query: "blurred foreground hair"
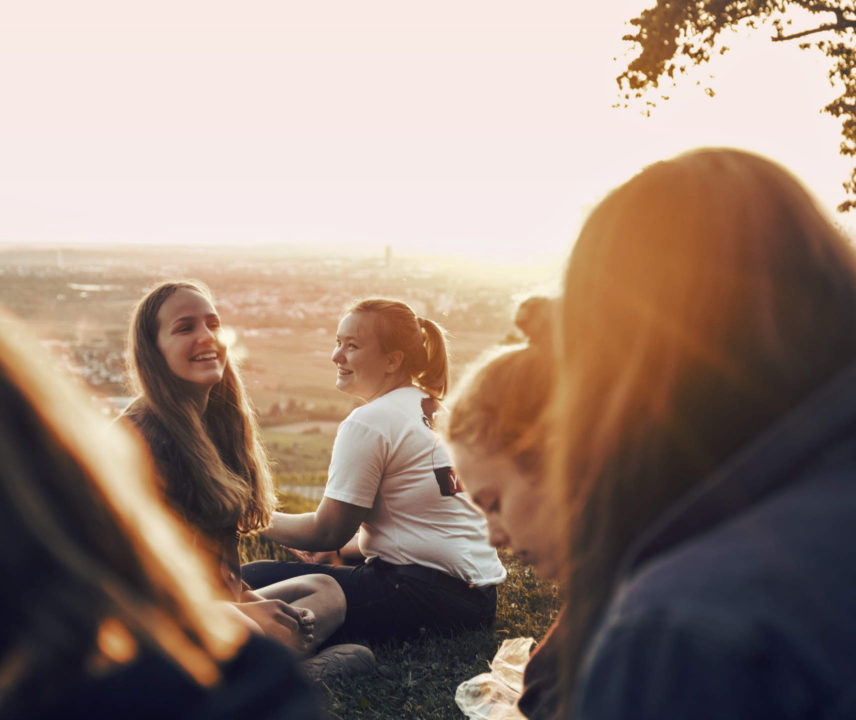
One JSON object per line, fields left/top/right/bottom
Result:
{"left": 0, "top": 311, "right": 244, "bottom": 715}
{"left": 552, "top": 148, "right": 856, "bottom": 709}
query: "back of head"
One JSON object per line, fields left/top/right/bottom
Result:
{"left": 0, "top": 311, "right": 241, "bottom": 715}
{"left": 558, "top": 147, "right": 856, "bottom": 505}
{"left": 446, "top": 295, "right": 555, "bottom": 474}
{"left": 552, "top": 147, "right": 856, "bottom": 704}
{"left": 348, "top": 297, "right": 450, "bottom": 399}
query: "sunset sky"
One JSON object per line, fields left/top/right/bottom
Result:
{"left": 0, "top": 1, "right": 850, "bottom": 265}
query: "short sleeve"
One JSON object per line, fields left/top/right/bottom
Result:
{"left": 324, "top": 419, "right": 388, "bottom": 508}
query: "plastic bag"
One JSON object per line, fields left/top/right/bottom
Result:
{"left": 455, "top": 637, "right": 535, "bottom": 720}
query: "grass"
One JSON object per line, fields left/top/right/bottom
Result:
{"left": 241, "top": 493, "right": 560, "bottom": 720}
{"left": 262, "top": 428, "right": 336, "bottom": 475}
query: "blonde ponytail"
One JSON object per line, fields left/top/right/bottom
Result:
{"left": 416, "top": 316, "right": 449, "bottom": 399}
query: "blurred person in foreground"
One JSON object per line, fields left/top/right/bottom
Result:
{"left": 444, "top": 294, "right": 562, "bottom": 720}
{"left": 553, "top": 148, "right": 856, "bottom": 718}
{"left": 0, "top": 310, "right": 323, "bottom": 719}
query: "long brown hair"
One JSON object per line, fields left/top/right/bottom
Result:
{"left": 123, "top": 280, "right": 274, "bottom": 534}
{"left": 0, "top": 311, "right": 243, "bottom": 715}
{"left": 552, "top": 148, "right": 856, "bottom": 709}
{"left": 348, "top": 297, "right": 450, "bottom": 400}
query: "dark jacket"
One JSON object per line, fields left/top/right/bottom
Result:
{"left": 518, "top": 609, "right": 562, "bottom": 720}
{"left": 24, "top": 635, "right": 323, "bottom": 720}
{"left": 574, "top": 364, "right": 856, "bottom": 719}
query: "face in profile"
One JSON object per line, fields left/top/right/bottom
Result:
{"left": 331, "top": 311, "right": 395, "bottom": 402}
{"left": 156, "top": 288, "right": 226, "bottom": 391}
{"left": 451, "top": 442, "right": 557, "bottom": 580}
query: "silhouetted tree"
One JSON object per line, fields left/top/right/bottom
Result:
{"left": 618, "top": 1, "right": 856, "bottom": 210}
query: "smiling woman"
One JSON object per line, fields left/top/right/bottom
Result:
{"left": 332, "top": 308, "right": 426, "bottom": 401}
{"left": 243, "top": 297, "right": 507, "bottom": 644}
{"left": 119, "top": 280, "right": 360, "bottom": 676}
{"left": 154, "top": 287, "right": 226, "bottom": 407}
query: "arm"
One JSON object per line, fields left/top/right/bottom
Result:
{"left": 290, "top": 532, "right": 364, "bottom": 564}
{"left": 263, "top": 496, "right": 368, "bottom": 551}
{"left": 337, "top": 533, "right": 364, "bottom": 561}
{"left": 267, "top": 418, "right": 380, "bottom": 551}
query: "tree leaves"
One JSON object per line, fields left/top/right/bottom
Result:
{"left": 618, "top": 0, "right": 856, "bottom": 211}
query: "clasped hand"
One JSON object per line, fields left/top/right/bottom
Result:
{"left": 235, "top": 598, "right": 316, "bottom": 652}
{"left": 288, "top": 547, "right": 340, "bottom": 564}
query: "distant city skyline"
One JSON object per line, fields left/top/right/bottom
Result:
{"left": 0, "top": 1, "right": 851, "bottom": 264}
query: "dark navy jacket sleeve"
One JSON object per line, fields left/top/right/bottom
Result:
{"left": 51, "top": 635, "right": 324, "bottom": 720}
{"left": 575, "top": 607, "right": 812, "bottom": 720}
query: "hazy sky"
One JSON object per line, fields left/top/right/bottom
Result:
{"left": 0, "top": 1, "right": 850, "bottom": 264}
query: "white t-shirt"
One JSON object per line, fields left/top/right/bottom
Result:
{"left": 324, "top": 386, "right": 507, "bottom": 587}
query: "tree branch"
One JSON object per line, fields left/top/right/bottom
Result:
{"left": 773, "top": 18, "right": 856, "bottom": 41}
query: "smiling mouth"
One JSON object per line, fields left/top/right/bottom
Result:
{"left": 337, "top": 369, "right": 353, "bottom": 376}
{"left": 191, "top": 352, "right": 219, "bottom": 362}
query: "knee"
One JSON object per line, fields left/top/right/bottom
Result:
{"left": 310, "top": 573, "right": 347, "bottom": 624}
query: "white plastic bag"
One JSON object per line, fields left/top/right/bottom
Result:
{"left": 455, "top": 637, "right": 535, "bottom": 720}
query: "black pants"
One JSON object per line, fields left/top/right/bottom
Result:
{"left": 242, "top": 558, "right": 497, "bottom": 645}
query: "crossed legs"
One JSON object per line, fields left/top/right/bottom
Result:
{"left": 254, "top": 574, "right": 346, "bottom": 657}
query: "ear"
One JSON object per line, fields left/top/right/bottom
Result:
{"left": 385, "top": 349, "right": 405, "bottom": 375}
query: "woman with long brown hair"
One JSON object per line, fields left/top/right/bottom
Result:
{"left": 0, "top": 310, "right": 322, "bottom": 719}
{"left": 554, "top": 148, "right": 856, "bottom": 717}
{"left": 244, "top": 297, "right": 506, "bottom": 642}
{"left": 121, "top": 280, "right": 363, "bottom": 676}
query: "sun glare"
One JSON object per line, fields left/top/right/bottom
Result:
{"left": 218, "top": 326, "right": 237, "bottom": 349}
{"left": 0, "top": 1, "right": 851, "bottom": 259}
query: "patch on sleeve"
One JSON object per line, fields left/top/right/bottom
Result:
{"left": 434, "top": 466, "right": 464, "bottom": 496}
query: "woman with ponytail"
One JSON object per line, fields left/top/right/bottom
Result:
{"left": 244, "top": 297, "right": 506, "bottom": 642}
{"left": 121, "top": 280, "right": 353, "bottom": 671}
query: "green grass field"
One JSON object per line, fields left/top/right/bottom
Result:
{"left": 263, "top": 428, "right": 336, "bottom": 476}
{"left": 241, "top": 493, "right": 559, "bottom": 720}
